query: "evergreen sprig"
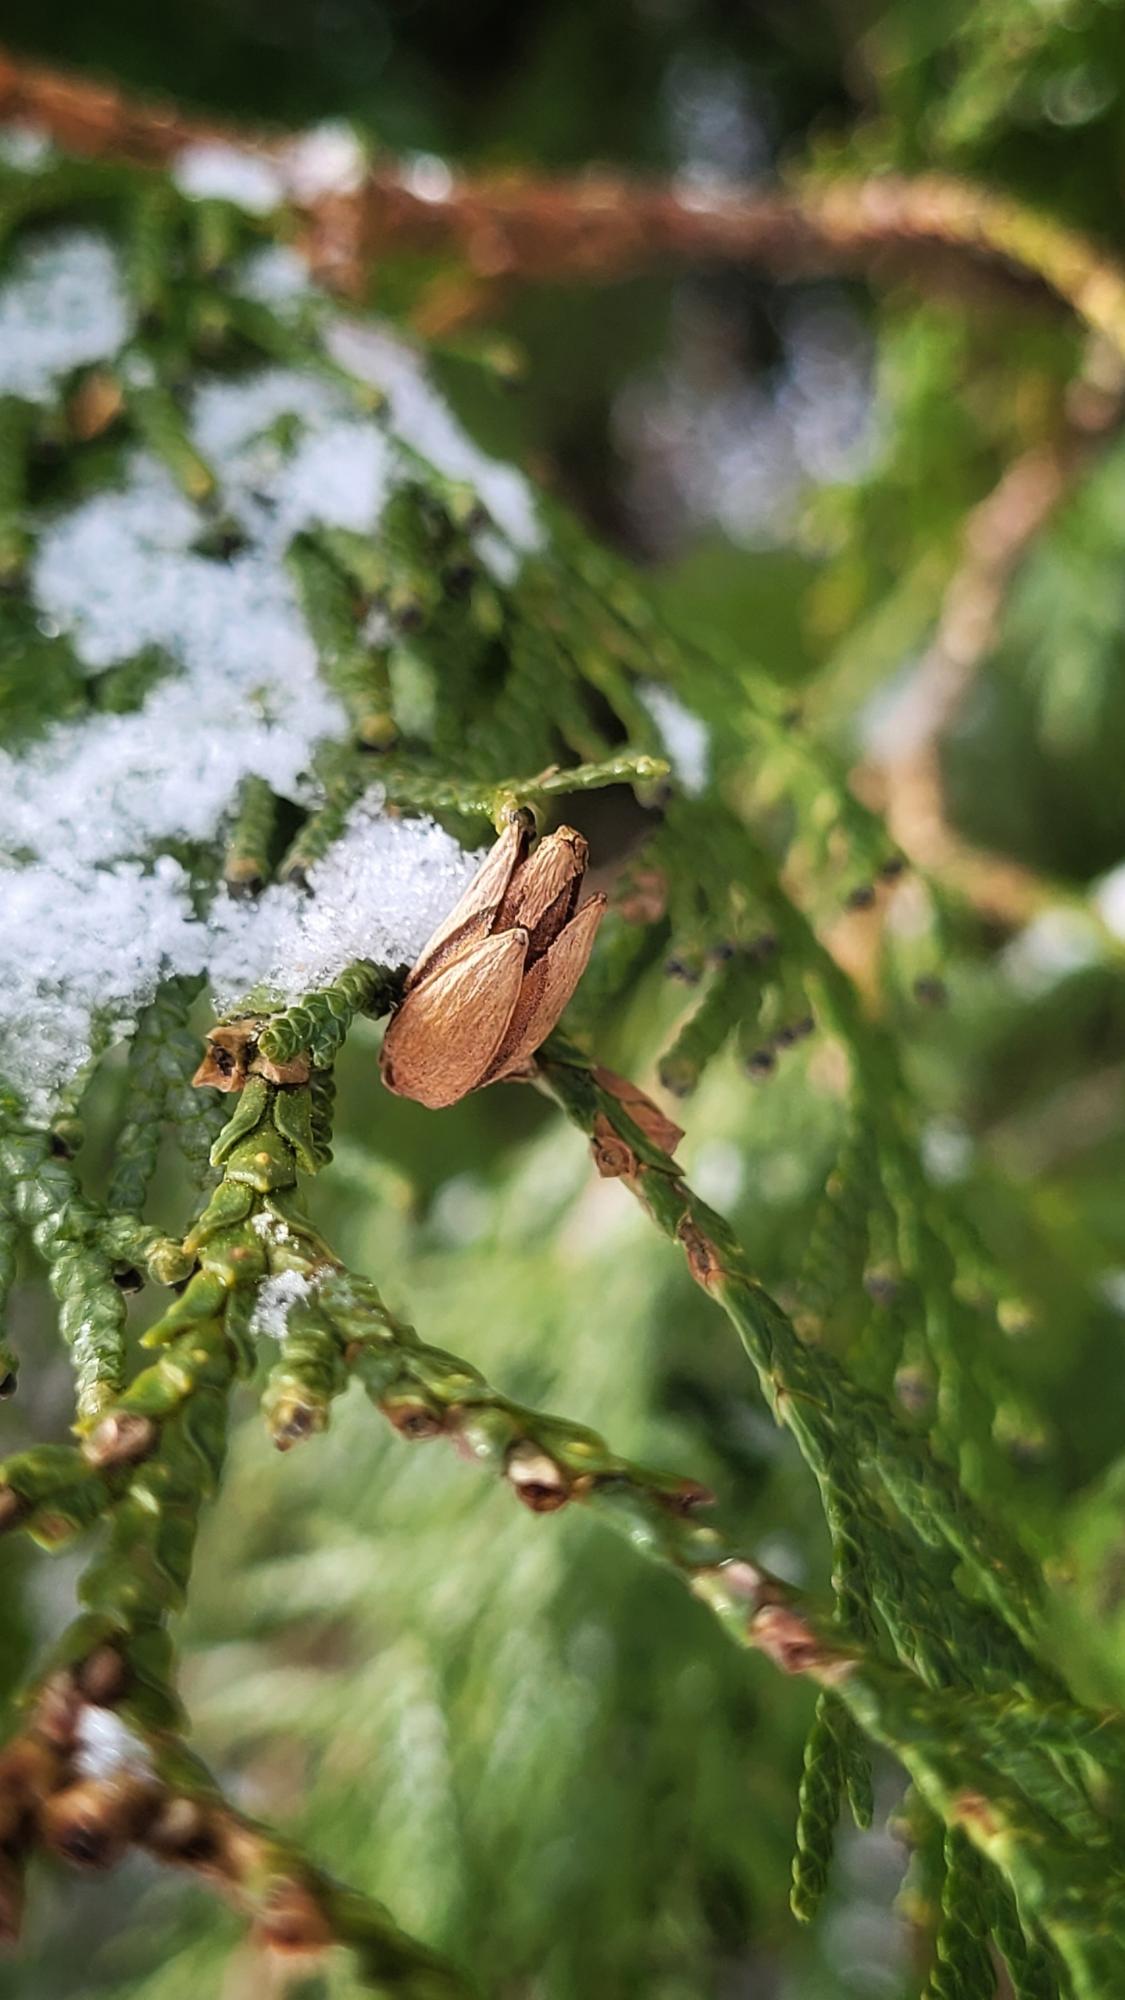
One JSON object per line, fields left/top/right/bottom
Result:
{"left": 0, "top": 103, "right": 1122, "bottom": 1999}
{"left": 4, "top": 1022, "right": 1119, "bottom": 1989}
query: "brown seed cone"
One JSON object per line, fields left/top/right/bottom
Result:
{"left": 193, "top": 1020, "right": 259, "bottom": 1091}
{"left": 68, "top": 369, "right": 124, "bottom": 442}
{"left": 381, "top": 821, "right": 606, "bottom": 1109}
{"left": 590, "top": 1116, "right": 639, "bottom": 1180}
{"left": 381, "top": 928, "right": 529, "bottom": 1108}
{"left": 379, "top": 1394, "right": 446, "bottom": 1440}
{"left": 194, "top": 1019, "right": 310, "bottom": 1091}
{"left": 406, "top": 814, "right": 532, "bottom": 990}
{"left": 493, "top": 823, "right": 587, "bottom": 952}
{"left": 482, "top": 894, "right": 606, "bottom": 1086}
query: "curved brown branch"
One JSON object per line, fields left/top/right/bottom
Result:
{"left": 858, "top": 358, "right": 1125, "bottom": 926}
{"left": 5, "top": 41, "right": 1125, "bottom": 347}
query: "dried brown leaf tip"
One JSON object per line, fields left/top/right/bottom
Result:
{"left": 593, "top": 1068, "right": 683, "bottom": 1158}
{"left": 677, "top": 1216, "right": 724, "bottom": 1289}
{"left": 380, "top": 817, "right": 607, "bottom": 1109}
{"left": 590, "top": 1113, "right": 639, "bottom": 1180}
{"left": 749, "top": 1603, "right": 855, "bottom": 1684}
{"left": 192, "top": 1020, "right": 310, "bottom": 1093}
{"left": 505, "top": 1441, "right": 571, "bottom": 1512}
{"left": 68, "top": 369, "right": 123, "bottom": 442}
{"left": 81, "top": 1413, "right": 157, "bottom": 1469}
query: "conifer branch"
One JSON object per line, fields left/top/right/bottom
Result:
{"left": 0, "top": 1664, "right": 472, "bottom": 1994}
{"left": 536, "top": 1041, "right": 1046, "bottom": 1659}
{"left": 0, "top": 1069, "right": 477, "bottom": 1990}
{"left": 2, "top": 997, "right": 1120, "bottom": 1985}
{"left": 6, "top": 1048, "right": 1112, "bottom": 1984}
{"left": 0, "top": 64, "right": 1120, "bottom": 1989}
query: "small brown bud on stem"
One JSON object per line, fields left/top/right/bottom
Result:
{"left": 255, "top": 1877, "right": 335, "bottom": 1955}
{"left": 82, "top": 1413, "right": 158, "bottom": 1469}
{"left": 144, "top": 1794, "right": 220, "bottom": 1865}
{"left": 41, "top": 1778, "right": 150, "bottom": 1870}
{"left": 75, "top": 1646, "right": 129, "bottom": 1707}
{"left": 33, "top": 1675, "right": 81, "bottom": 1751}
{"left": 506, "top": 1441, "right": 571, "bottom": 1512}
{"left": 381, "top": 1396, "right": 446, "bottom": 1440}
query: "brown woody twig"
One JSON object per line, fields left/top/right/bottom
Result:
{"left": 6, "top": 40, "right": 1125, "bottom": 341}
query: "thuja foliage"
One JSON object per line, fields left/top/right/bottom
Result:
{"left": 0, "top": 92, "right": 1123, "bottom": 2000}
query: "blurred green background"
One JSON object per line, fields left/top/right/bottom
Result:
{"left": 3, "top": 2, "right": 1125, "bottom": 1994}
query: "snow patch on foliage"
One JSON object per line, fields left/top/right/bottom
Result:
{"left": 249, "top": 1268, "right": 317, "bottom": 1340}
{"left": 208, "top": 794, "right": 482, "bottom": 1007}
{"left": 327, "top": 319, "right": 543, "bottom": 572}
{"left": 73, "top": 1705, "right": 156, "bottom": 1784}
{"left": 0, "top": 241, "right": 539, "bottom": 1116}
{"left": 174, "top": 123, "right": 366, "bottom": 216}
{"left": 0, "top": 232, "right": 131, "bottom": 401}
{"left": 637, "top": 682, "right": 709, "bottom": 794}
{"left": 190, "top": 370, "right": 396, "bottom": 550}
{"left": 0, "top": 793, "right": 476, "bottom": 1115}
{"left": 280, "top": 122, "right": 367, "bottom": 202}
{"left": 16, "top": 453, "right": 342, "bottom": 870}
{"left": 235, "top": 243, "right": 312, "bottom": 307}
{"left": 172, "top": 142, "right": 287, "bottom": 215}
{"left": 0, "top": 857, "right": 199, "bottom": 1116}
{"left": 0, "top": 124, "right": 53, "bottom": 173}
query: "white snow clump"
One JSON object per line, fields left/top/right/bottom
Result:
{"left": 0, "top": 231, "right": 132, "bottom": 402}
{"left": 0, "top": 226, "right": 536, "bottom": 1116}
